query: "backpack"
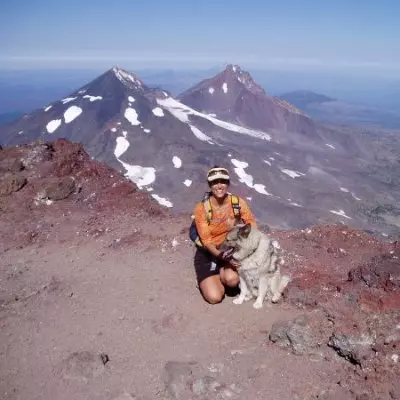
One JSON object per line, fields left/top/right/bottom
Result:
{"left": 189, "top": 192, "right": 241, "bottom": 247}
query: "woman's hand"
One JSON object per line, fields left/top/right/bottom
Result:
{"left": 219, "top": 248, "right": 234, "bottom": 261}
{"left": 229, "top": 258, "right": 241, "bottom": 268}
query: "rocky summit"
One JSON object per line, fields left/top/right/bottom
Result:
{"left": 0, "top": 138, "right": 399, "bottom": 400}
{"left": 178, "top": 64, "right": 311, "bottom": 133}
{"left": 1, "top": 65, "right": 400, "bottom": 238}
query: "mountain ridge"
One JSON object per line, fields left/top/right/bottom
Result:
{"left": 0, "top": 64, "right": 399, "bottom": 238}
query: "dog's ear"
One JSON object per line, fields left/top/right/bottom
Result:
{"left": 239, "top": 223, "right": 251, "bottom": 238}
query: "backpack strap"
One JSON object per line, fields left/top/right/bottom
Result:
{"left": 202, "top": 191, "right": 213, "bottom": 224}
{"left": 230, "top": 195, "right": 241, "bottom": 221}
{"left": 202, "top": 193, "right": 241, "bottom": 226}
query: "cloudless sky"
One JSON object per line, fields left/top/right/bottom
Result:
{"left": 1, "top": 0, "right": 399, "bottom": 76}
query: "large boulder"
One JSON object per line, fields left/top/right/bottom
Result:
{"left": 38, "top": 177, "right": 76, "bottom": 201}
{"left": 0, "top": 174, "right": 27, "bottom": 196}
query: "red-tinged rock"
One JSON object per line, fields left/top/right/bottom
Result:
{"left": 0, "top": 174, "right": 27, "bottom": 196}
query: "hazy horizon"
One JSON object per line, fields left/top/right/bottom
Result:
{"left": 1, "top": 0, "right": 399, "bottom": 78}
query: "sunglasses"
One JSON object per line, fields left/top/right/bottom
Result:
{"left": 210, "top": 179, "right": 229, "bottom": 185}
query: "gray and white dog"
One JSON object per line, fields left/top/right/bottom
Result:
{"left": 220, "top": 223, "right": 290, "bottom": 309}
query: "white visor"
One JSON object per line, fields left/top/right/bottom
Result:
{"left": 207, "top": 168, "right": 230, "bottom": 183}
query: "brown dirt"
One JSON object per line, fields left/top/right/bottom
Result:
{"left": 0, "top": 140, "right": 398, "bottom": 400}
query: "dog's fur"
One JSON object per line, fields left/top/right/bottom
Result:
{"left": 220, "top": 223, "right": 290, "bottom": 309}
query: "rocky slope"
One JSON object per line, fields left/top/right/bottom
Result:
{"left": 0, "top": 139, "right": 398, "bottom": 400}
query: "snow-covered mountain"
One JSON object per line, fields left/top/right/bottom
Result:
{"left": 178, "top": 64, "right": 317, "bottom": 137}
{"left": 1, "top": 65, "right": 399, "bottom": 237}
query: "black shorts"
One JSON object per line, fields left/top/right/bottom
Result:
{"left": 194, "top": 248, "right": 223, "bottom": 284}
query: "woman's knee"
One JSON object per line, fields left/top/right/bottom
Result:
{"left": 221, "top": 269, "right": 239, "bottom": 287}
{"left": 203, "top": 290, "right": 224, "bottom": 304}
{"left": 199, "top": 277, "right": 225, "bottom": 304}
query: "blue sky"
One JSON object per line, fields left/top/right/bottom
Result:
{"left": 1, "top": 0, "right": 399, "bottom": 76}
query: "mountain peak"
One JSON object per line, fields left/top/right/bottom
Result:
{"left": 220, "top": 64, "right": 265, "bottom": 96}
{"left": 112, "top": 66, "right": 144, "bottom": 90}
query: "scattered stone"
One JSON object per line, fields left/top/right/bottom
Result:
{"left": 162, "top": 361, "right": 240, "bottom": 400}
{"left": 163, "top": 361, "right": 197, "bottom": 399}
{"left": 269, "top": 314, "right": 327, "bottom": 355}
{"left": 58, "top": 351, "right": 107, "bottom": 382}
{"left": 40, "top": 177, "right": 76, "bottom": 201}
{"left": 327, "top": 333, "right": 374, "bottom": 366}
{"left": 314, "top": 386, "right": 354, "bottom": 400}
{"left": 0, "top": 175, "right": 27, "bottom": 196}
{"left": 100, "top": 353, "right": 110, "bottom": 365}
{"left": 0, "top": 158, "right": 24, "bottom": 173}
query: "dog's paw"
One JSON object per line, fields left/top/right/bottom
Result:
{"left": 233, "top": 297, "right": 245, "bottom": 305}
{"left": 244, "top": 294, "right": 252, "bottom": 301}
{"left": 271, "top": 293, "right": 281, "bottom": 303}
{"left": 252, "top": 301, "right": 263, "bottom": 309}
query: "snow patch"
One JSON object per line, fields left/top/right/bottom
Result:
{"left": 246, "top": 197, "right": 252, "bottom": 201}
{"left": 329, "top": 209, "right": 352, "bottom": 219}
{"left": 228, "top": 153, "right": 232, "bottom": 157}
{"left": 111, "top": 127, "right": 117, "bottom": 132}
{"left": 78, "top": 89, "right": 86, "bottom": 94}
{"left": 114, "top": 130, "right": 156, "bottom": 191}
{"left": 151, "top": 194, "right": 173, "bottom": 208}
{"left": 113, "top": 67, "right": 142, "bottom": 87}
{"left": 289, "top": 201, "right": 303, "bottom": 207}
{"left": 326, "top": 143, "right": 336, "bottom": 150}
{"left": 190, "top": 126, "right": 214, "bottom": 144}
{"left": 114, "top": 135, "right": 130, "bottom": 158}
{"left": 231, "top": 159, "right": 272, "bottom": 196}
{"left": 340, "top": 187, "right": 349, "bottom": 193}
{"left": 124, "top": 165, "right": 155, "bottom": 189}
{"left": 352, "top": 193, "right": 362, "bottom": 201}
{"left": 281, "top": 169, "right": 305, "bottom": 179}
{"left": 143, "top": 129, "right": 151, "bottom": 133}
{"left": 157, "top": 97, "right": 271, "bottom": 141}
{"left": 208, "top": 87, "right": 215, "bottom": 94}
{"left": 44, "top": 105, "right": 52, "bottom": 112}
{"left": 124, "top": 107, "right": 140, "bottom": 125}
{"left": 46, "top": 119, "right": 62, "bottom": 133}
{"left": 222, "top": 82, "right": 228, "bottom": 93}
{"left": 61, "top": 97, "right": 77, "bottom": 104}
{"left": 152, "top": 107, "right": 164, "bottom": 117}
{"left": 183, "top": 179, "right": 192, "bottom": 187}
{"left": 64, "top": 106, "right": 83, "bottom": 123}
{"left": 128, "top": 96, "right": 135, "bottom": 102}
{"left": 172, "top": 156, "right": 182, "bottom": 168}
{"left": 263, "top": 160, "right": 272, "bottom": 166}
{"left": 18, "top": 130, "right": 23, "bottom": 135}
{"left": 83, "top": 95, "right": 103, "bottom": 102}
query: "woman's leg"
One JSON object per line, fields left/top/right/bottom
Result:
{"left": 194, "top": 249, "right": 224, "bottom": 304}
{"left": 199, "top": 275, "right": 225, "bottom": 304}
{"left": 219, "top": 263, "right": 240, "bottom": 287}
